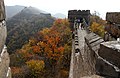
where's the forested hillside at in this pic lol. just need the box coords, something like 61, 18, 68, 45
6, 7, 54, 54
10, 19, 72, 78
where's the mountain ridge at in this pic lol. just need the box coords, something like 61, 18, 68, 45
5, 5, 49, 19
6, 7, 55, 53
5, 5, 66, 19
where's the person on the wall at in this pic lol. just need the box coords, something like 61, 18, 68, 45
77, 19, 81, 29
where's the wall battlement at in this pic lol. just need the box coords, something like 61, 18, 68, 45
68, 10, 90, 15
68, 10, 90, 18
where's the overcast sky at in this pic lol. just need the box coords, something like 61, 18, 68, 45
4, 0, 120, 19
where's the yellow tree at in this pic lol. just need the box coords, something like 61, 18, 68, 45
90, 22, 105, 37
26, 60, 45, 77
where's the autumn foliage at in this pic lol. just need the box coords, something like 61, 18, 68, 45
11, 19, 72, 78
90, 12, 106, 37
90, 22, 105, 37
26, 60, 45, 77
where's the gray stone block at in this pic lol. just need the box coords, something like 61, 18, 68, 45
96, 58, 120, 77
98, 41, 120, 69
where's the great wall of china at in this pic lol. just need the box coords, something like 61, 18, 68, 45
0, 0, 120, 78
68, 10, 120, 78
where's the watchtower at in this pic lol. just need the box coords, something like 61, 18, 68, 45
68, 10, 90, 30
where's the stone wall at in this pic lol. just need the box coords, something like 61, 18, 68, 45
0, 0, 11, 78
69, 31, 120, 78
97, 41, 120, 77
0, 20, 7, 53
85, 32, 120, 77
0, 0, 6, 53
0, 45, 11, 78
84, 33, 104, 75
99, 41, 120, 69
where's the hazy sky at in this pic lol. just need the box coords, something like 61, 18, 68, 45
4, 0, 120, 19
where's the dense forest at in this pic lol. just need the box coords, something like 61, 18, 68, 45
10, 19, 72, 78
6, 7, 55, 54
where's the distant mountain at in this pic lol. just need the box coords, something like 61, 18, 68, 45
5, 5, 48, 19
5, 5, 25, 19
53, 13, 66, 19
21, 6, 48, 14
6, 6, 55, 53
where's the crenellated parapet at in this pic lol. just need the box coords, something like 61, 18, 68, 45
0, 0, 11, 78
68, 10, 90, 15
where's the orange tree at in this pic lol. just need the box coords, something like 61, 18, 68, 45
28, 19, 71, 64
30, 19, 71, 77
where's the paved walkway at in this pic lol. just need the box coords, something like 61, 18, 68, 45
74, 26, 88, 77
69, 25, 103, 78
69, 25, 88, 78
69, 21, 106, 77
